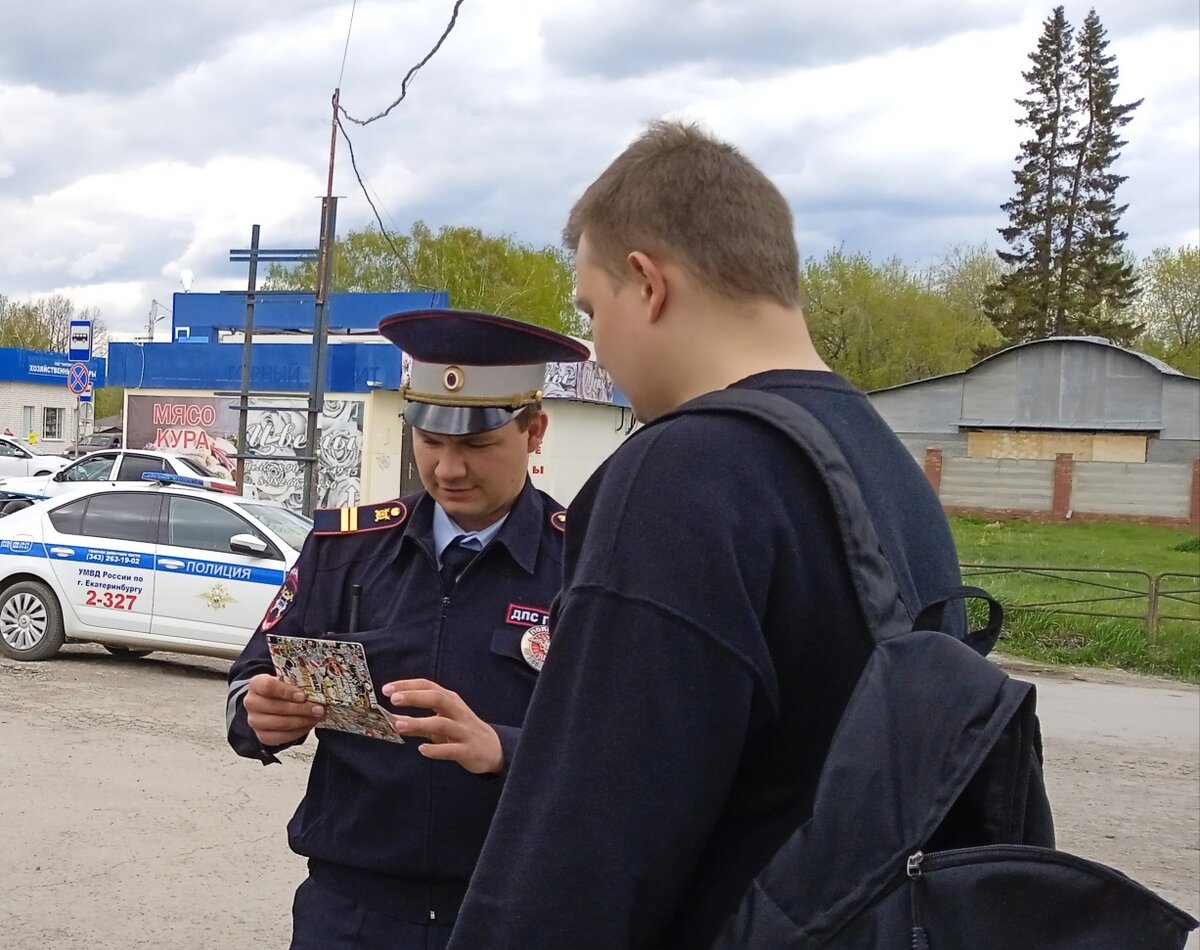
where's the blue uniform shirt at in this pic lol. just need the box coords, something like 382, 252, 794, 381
432, 505, 508, 562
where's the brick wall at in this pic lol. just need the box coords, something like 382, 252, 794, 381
0, 382, 85, 451
922, 446, 1200, 526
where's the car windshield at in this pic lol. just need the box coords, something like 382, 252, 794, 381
236, 503, 312, 551
63, 456, 116, 480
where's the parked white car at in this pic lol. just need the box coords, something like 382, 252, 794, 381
0, 436, 70, 478
0, 478, 311, 662
0, 449, 242, 507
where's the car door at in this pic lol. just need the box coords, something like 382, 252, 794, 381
115, 453, 169, 484
0, 439, 32, 477
55, 452, 121, 489
44, 492, 161, 634
151, 494, 288, 650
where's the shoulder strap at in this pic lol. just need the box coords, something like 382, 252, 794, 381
312, 499, 409, 536
914, 585, 1004, 657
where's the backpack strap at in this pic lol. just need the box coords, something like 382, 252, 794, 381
914, 585, 1004, 657
655, 389, 915, 646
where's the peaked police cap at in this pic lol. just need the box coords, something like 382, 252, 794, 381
378, 309, 590, 436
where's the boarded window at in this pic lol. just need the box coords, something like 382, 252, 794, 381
966, 430, 1147, 463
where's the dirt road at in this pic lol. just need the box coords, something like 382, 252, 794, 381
1, 645, 1196, 948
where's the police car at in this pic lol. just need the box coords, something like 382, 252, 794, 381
0, 435, 70, 478
0, 449, 240, 509
0, 474, 311, 662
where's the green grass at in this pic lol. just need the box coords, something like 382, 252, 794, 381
950, 516, 1200, 682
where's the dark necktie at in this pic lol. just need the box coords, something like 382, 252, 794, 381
439, 536, 479, 590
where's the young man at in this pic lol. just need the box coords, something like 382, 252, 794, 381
226, 310, 588, 950
449, 122, 967, 948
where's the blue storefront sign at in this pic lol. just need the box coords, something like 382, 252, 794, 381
0, 349, 107, 387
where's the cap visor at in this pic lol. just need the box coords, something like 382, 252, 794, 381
405, 403, 523, 436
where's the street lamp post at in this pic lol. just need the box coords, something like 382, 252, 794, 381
146, 299, 171, 341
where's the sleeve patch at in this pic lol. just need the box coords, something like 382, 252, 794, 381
261, 566, 299, 632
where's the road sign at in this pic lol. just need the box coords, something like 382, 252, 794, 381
79, 381, 93, 404
69, 320, 92, 362
67, 362, 91, 395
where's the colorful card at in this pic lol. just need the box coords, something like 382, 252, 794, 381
266, 635, 404, 744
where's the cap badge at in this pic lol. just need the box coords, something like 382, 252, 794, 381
442, 365, 465, 392
520, 624, 551, 671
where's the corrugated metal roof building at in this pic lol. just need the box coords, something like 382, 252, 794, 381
867, 337, 1199, 524
869, 337, 1199, 464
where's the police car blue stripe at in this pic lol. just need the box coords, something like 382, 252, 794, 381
0, 539, 286, 586
154, 555, 285, 586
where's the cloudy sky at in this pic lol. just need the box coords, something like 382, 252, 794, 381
1, 0, 1196, 338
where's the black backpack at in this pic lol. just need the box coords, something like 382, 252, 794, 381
666, 390, 1198, 950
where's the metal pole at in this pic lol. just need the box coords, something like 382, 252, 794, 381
303, 197, 337, 516
236, 224, 261, 496
301, 88, 342, 516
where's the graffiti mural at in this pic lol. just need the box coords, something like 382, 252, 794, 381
543, 360, 616, 404
126, 394, 364, 510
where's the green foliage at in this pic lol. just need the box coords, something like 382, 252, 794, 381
987, 6, 1142, 345
994, 611, 1198, 682
0, 293, 106, 353
952, 515, 1199, 571
93, 387, 124, 420
1174, 536, 1200, 555
951, 516, 1199, 681
800, 247, 1001, 391
264, 222, 585, 337
1134, 246, 1200, 375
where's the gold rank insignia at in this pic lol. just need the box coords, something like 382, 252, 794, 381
313, 500, 409, 535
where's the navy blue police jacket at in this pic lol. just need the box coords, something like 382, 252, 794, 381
449, 371, 966, 949
226, 478, 565, 921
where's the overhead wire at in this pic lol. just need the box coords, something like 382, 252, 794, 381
336, 116, 430, 290
339, 0, 466, 127
329, 0, 466, 291
336, 0, 358, 88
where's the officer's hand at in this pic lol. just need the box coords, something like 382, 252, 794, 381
382, 679, 503, 775
243, 673, 325, 747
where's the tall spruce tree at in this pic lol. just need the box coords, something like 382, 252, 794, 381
988, 6, 1079, 342
987, 6, 1141, 344
1070, 8, 1143, 341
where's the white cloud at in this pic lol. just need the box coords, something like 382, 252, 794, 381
68, 242, 125, 280
0, 0, 1195, 335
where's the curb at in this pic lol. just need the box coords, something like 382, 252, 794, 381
991, 652, 1199, 691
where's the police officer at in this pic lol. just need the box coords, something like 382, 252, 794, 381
226, 309, 588, 950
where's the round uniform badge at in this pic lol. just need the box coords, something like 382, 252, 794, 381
520, 624, 551, 671
442, 365, 465, 391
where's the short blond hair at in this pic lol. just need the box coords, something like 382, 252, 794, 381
564, 121, 800, 308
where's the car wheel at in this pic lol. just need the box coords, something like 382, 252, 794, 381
0, 580, 65, 661
103, 645, 152, 659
